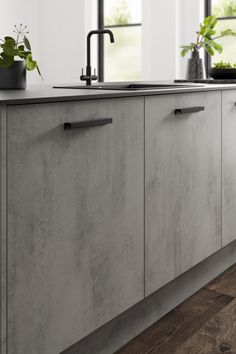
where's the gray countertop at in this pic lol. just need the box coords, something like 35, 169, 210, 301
1, 81, 236, 105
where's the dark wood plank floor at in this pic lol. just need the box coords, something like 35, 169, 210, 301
116, 264, 236, 354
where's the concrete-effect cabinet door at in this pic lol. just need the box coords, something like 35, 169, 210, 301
7, 97, 144, 354
145, 92, 221, 296
222, 90, 236, 247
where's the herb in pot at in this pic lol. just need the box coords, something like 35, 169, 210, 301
0, 24, 41, 76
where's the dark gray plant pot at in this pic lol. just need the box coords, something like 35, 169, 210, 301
186, 51, 205, 80
0, 61, 26, 89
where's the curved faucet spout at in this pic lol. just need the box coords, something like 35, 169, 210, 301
88, 29, 114, 44
80, 29, 115, 86
87, 30, 115, 68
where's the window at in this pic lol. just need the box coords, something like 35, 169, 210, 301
207, 0, 236, 66
98, 0, 142, 82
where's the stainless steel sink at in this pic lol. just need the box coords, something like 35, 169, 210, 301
53, 83, 203, 91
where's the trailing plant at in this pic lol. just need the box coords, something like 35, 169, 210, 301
180, 15, 236, 57
0, 24, 41, 76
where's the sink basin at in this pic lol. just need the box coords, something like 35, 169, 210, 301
53, 83, 203, 91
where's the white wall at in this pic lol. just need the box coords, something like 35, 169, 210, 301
1, 0, 203, 84
175, 0, 205, 79
142, 0, 177, 81
0, 0, 92, 85
142, 0, 204, 81
38, 0, 87, 85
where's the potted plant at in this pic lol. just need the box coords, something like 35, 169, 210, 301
210, 60, 236, 79
0, 24, 41, 89
180, 15, 236, 80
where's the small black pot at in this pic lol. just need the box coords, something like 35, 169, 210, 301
209, 68, 236, 80
0, 61, 26, 90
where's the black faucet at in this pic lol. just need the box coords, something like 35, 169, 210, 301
80, 30, 115, 86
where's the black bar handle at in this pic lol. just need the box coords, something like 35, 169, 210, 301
174, 106, 205, 115
64, 118, 112, 130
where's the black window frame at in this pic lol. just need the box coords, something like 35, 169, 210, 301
205, 0, 211, 76
97, 0, 142, 82
98, 0, 105, 82
205, 0, 236, 76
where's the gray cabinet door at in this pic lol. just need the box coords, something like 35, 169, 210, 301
222, 90, 236, 247
145, 92, 221, 296
7, 98, 144, 354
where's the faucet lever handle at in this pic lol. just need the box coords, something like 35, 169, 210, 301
91, 68, 98, 81
80, 68, 87, 81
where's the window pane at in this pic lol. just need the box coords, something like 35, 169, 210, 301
212, 0, 236, 17
104, 0, 141, 26
104, 26, 141, 82
212, 19, 236, 65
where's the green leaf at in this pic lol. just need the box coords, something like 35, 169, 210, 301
2, 39, 18, 56
202, 37, 222, 54
24, 36, 31, 51
18, 45, 25, 51
0, 54, 14, 68
18, 51, 26, 59
205, 46, 215, 56
18, 45, 30, 59
181, 48, 190, 57
204, 15, 217, 28
25, 54, 42, 77
212, 41, 223, 53
180, 45, 194, 57
200, 27, 208, 37
206, 29, 216, 36
199, 24, 206, 35
4, 36, 15, 43
25, 53, 37, 71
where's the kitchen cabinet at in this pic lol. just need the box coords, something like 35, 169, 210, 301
2, 86, 235, 354
6, 97, 144, 354
222, 90, 236, 247
145, 92, 222, 296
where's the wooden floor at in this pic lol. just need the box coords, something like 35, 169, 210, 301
116, 263, 236, 354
